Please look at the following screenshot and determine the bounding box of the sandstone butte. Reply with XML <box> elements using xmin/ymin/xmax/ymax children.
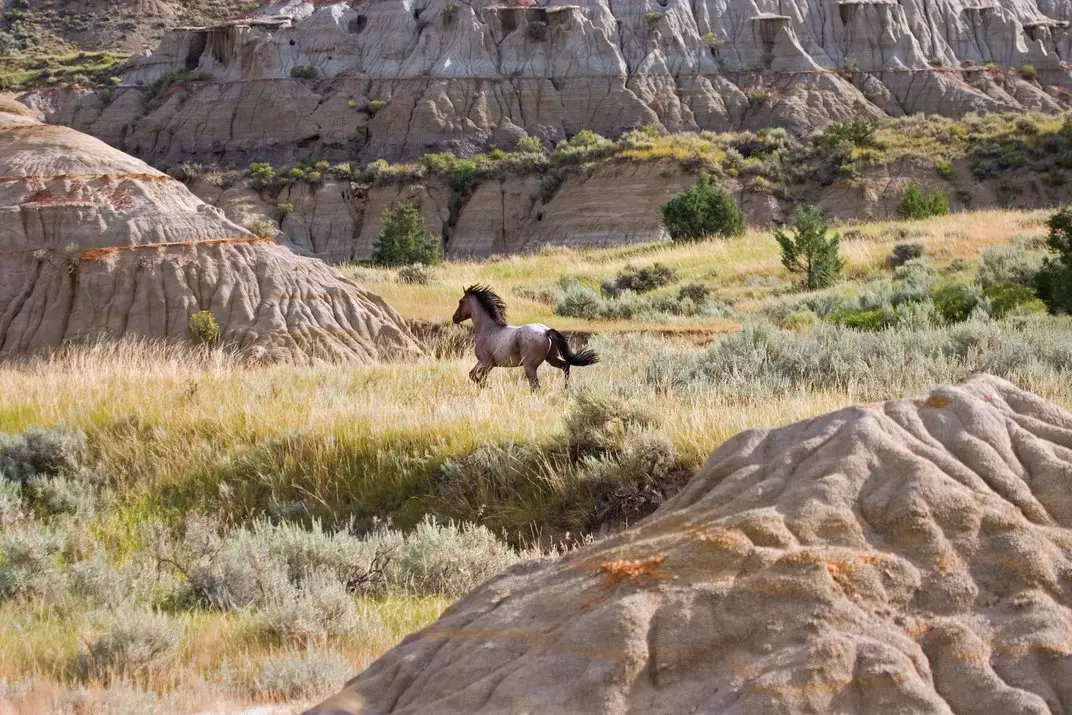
<box><xmin>309</xmin><ymin>374</ymin><xmax>1072</xmax><ymax>714</ymax></box>
<box><xmin>0</xmin><ymin>97</ymin><xmax>418</xmax><ymax>362</ymax></box>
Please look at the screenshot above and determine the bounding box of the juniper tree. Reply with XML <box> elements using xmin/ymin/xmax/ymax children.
<box><xmin>775</xmin><ymin>205</ymin><xmax>844</xmax><ymax>290</ymax></box>
<box><xmin>372</xmin><ymin>204</ymin><xmax>443</xmax><ymax>267</ymax></box>
<box><xmin>1036</xmin><ymin>207</ymin><xmax>1072</xmax><ymax>314</ymax></box>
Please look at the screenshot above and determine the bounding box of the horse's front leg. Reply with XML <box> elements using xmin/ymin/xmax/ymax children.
<box><xmin>469</xmin><ymin>361</ymin><xmax>493</xmax><ymax>387</ymax></box>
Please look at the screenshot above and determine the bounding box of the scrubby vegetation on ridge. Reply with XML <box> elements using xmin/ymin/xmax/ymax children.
<box><xmin>167</xmin><ymin>113</ymin><xmax>1072</xmax><ymax>221</ymax></box>
<box><xmin>0</xmin><ymin>0</ymin><xmax>258</xmax><ymax>77</ymax></box>
<box><xmin>0</xmin><ymin>50</ymin><xmax>126</xmax><ymax>92</ymax></box>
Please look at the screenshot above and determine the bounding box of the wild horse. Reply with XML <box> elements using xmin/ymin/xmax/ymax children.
<box><xmin>452</xmin><ymin>284</ymin><xmax>598</xmax><ymax>391</ymax></box>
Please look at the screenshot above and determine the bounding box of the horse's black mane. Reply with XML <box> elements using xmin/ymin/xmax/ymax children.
<box><xmin>465</xmin><ymin>284</ymin><xmax>508</xmax><ymax>326</ymax></box>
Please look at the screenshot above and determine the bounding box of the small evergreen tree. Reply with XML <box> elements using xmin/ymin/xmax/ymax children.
<box><xmin>775</xmin><ymin>205</ymin><xmax>844</xmax><ymax>290</ymax></box>
<box><xmin>372</xmin><ymin>204</ymin><xmax>443</xmax><ymax>267</ymax></box>
<box><xmin>660</xmin><ymin>176</ymin><xmax>745</xmax><ymax>242</ymax></box>
<box><xmin>1035</xmin><ymin>207</ymin><xmax>1072</xmax><ymax>314</ymax></box>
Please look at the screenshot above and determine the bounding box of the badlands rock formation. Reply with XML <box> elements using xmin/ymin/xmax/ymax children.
<box><xmin>311</xmin><ymin>375</ymin><xmax>1072</xmax><ymax>714</ymax></box>
<box><xmin>0</xmin><ymin>98</ymin><xmax>416</xmax><ymax>362</ymax></box>
<box><xmin>189</xmin><ymin>153</ymin><xmax>1058</xmax><ymax>262</ymax></box>
<box><xmin>27</xmin><ymin>0</ymin><xmax>1072</xmax><ymax>166</ymax></box>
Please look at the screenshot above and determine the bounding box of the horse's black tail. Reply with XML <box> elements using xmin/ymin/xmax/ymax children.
<box><xmin>548</xmin><ymin>329</ymin><xmax>599</xmax><ymax>367</ymax></box>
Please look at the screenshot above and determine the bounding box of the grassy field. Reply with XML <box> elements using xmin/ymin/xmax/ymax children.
<box><xmin>345</xmin><ymin>209</ymin><xmax>1048</xmax><ymax>331</ymax></box>
<box><xmin>2</xmin><ymin>207</ymin><xmax>1072</xmax><ymax>711</ymax></box>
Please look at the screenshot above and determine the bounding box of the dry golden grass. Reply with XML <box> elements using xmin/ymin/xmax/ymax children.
<box><xmin>0</xmin><ymin>340</ymin><xmax>862</xmax><ymax>512</ymax></box>
<box><xmin>0</xmin><ymin>596</ymin><xmax>450</xmax><ymax>713</ymax></box>
<box><xmin>0</xmin><ymin>209</ymin><xmax>1057</xmax><ymax>524</ymax></box>
<box><xmin>345</xmin><ymin>209</ymin><xmax>1049</xmax><ymax>331</ymax></box>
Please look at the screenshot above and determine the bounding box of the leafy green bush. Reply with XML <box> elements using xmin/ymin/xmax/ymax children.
<box><xmin>645</xmin><ymin>11</ymin><xmax>662</xmax><ymax>25</ymax></box>
<box><xmin>442</xmin><ymin>1</ymin><xmax>456</xmax><ymax>24</ymax></box>
<box><xmin>247</xmin><ymin>162</ymin><xmax>276</xmax><ymax>190</ymax></box>
<box><xmin>368</xmin><ymin>99</ymin><xmax>388</xmax><ymax>112</ymax></box>
<box><xmin>289</xmin><ymin>65</ymin><xmax>318</xmax><ymax>79</ymax></box>
<box><xmin>819</xmin><ymin>119</ymin><xmax>882</xmax><ymax>151</ymax></box>
<box><xmin>1021</xmin><ymin>64</ymin><xmax>1038</xmax><ymax>81</ymax></box>
<box><xmin>984</xmin><ymin>283</ymin><xmax>1045</xmax><ymax>319</ymax></box>
<box><xmin>450</xmin><ymin>159</ymin><xmax>479</xmax><ymax>190</ymax></box>
<box><xmin>661</xmin><ymin>176</ymin><xmax>745</xmax><ymax>241</ymax></box>
<box><xmin>931</xmin><ymin>282</ymin><xmax>980</xmax><ymax>324</ymax></box>
<box><xmin>745</xmin><ymin>88</ymin><xmax>770</xmax><ymax>105</ymax></box>
<box><xmin>372</xmin><ymin>204</ymin><xmax>443</xmax><ymax>267</ymax></box>
<box><xmin>935</xmin><ymin>160</ymin><xmax>953</xmax><ymax>179</ymax></box>
<box><xmin>516</xmin><ymin>135</ymin><xmax>543</xmax><ymax>153</ymax></box>
<box><xmin>420</xmin><ymin>151</ymin><xmax>456</xmax><ymax>174</ymax></box>
<box><xmin>899</xmin><ymin>182</ymin><xmax>949</xmax><ymax>220</ymax></box>
<box><xmin>1036</xmin><ymin>207</ymin><xmax>1072</xmax><ymax>314</ymax></box>
<box><xmin>827</xmin><ymin>307</ymin><xmax>892</xmax><ymax>331</ymax></box>
<box><xmin>701</xmin><ymin>32</ymin><xmax>724</xmax><ymax>48</ymax></box>
<box><xmin>775</xmin><ymin>205</ymin><xmax>844</xmax><ymax>290</ymax></box>
<box><xmin>188</xmin><ymin>310</ymin><xmax>220</xmax><ymax>344</ymax></box>
<box><xmin>246</xmin><ymin>218</ymin><xmax>276</xmax><ymax>239</ymax></box>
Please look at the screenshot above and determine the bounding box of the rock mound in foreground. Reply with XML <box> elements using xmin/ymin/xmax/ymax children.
<box><xmin>0</xmin><ymin>98</ymin><xmax>417</xmax><ymax>363</ymax></box>
<box><xmin>311</xmin><ymin>375</ymin><xmax>1072</xmax><ymax>714</ymax></box>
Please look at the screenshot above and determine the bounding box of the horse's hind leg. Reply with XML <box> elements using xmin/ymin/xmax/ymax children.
<box><xmin>545</xmin><ymin>352</ymin><xmax>570</xmax><ymax>389</ymax></box>
<box><xmin>523</xmin><ymin>362</ymin><xmax>541</xmax><ymax>392</ymax></box>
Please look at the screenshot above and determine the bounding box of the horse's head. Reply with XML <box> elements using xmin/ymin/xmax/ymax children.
<box><xmin>452</xmin><ymin>289</ymin><xmax>472</xmax><ymax>324</ymax></box>
<box><xmin>453</xmin><ymin>285</ymin><xmax>506</xmax><ymax>327</ymax></box>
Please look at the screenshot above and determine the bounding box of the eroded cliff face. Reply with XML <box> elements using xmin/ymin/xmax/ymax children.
<box><xmin>24</xmin><ymin>0</ymin><xmax>1072</xmax><ymax>166</ymax></box>
<box><xmin>188</xmin><ymin>156</ymin><xmax>1063</xmax><ymax>262</ymax></box>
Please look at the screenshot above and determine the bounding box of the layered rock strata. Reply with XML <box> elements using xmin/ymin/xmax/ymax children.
<box><xmin>24</xmin><ymin>0</ymin><xmax>1072</xmax><ymax>166</ymax></box>
<box><xmin>0</xmin><ymin>98</ymin><xmax>417</xmax><ymax>362</ymax></box>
